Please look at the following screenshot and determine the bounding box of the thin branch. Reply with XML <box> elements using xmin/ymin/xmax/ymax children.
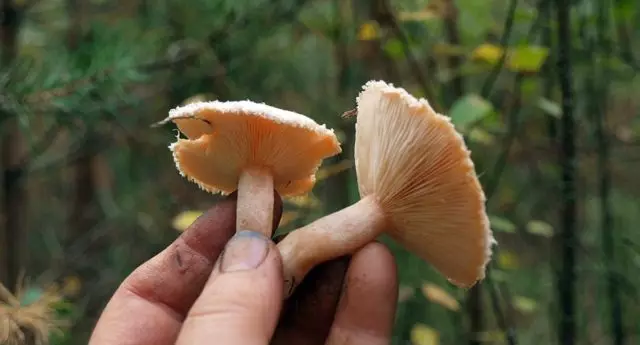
<box><xmin>555</xmin><ymin>0</ymin><xmax>578</xmax><ymax>343</ymax></box>
<box><xmin>479</xmin><ymin>0</ymin><xmax>518</xmax><ymax>98</ymax></box>
<box><xmin>478</xmin><ymin>2</ymin><xmax>552</xmax><ymax>344</ymax></box>
<box><xmin>483</xmin><ymin>78</ymin><xmax>524</xmax><ymax>200</ymax></box>
<box><xmin>442</xmin><ymin>0</ymin><xmax>464</xmax><ymax>107</ymax></box>
<box><xmin>484</xmin><ymin>262</ymin><xmax>517</xmax><ymax>344</ymax></box>
<box><xmin>483</xmin><ymin>0</ymin><xmax>550</xmax><ymax>198</ymax></box>
<box><xmin>481</xmin><ymin>77</ymin><xmax>524</xmax><ymax>345</ymax></box>
<box><xmin>379</xmin><ymin>0</ymin><xmax>441</xmax><ymax>113</ymax></box>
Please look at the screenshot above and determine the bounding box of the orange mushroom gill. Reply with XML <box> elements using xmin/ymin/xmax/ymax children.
<box><xmin>163</xmin><ymin>100</ymin><xmax>341</xmax><ymax>237</ymax></box>
<box><xmin>277</xmin><ymin>80</ymin><xmax>494</xmax><ymax>298</ymax></box>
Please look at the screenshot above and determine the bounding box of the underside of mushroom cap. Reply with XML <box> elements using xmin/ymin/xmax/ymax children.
<box><xmin>166</xmin><ymin>100</ymin><xmax>341</xmax><ymax>196</ymax></box>
<box><xmin>354</xmin><ymin>80</ymin><xmax>494</xmax><ymax>288</ymax></box>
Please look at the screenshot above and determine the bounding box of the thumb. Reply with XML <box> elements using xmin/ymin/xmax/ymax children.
<box><xmin>176</xmin><ymin>230</ymin><xmax>283</xmax><ymax>345</ymax></box>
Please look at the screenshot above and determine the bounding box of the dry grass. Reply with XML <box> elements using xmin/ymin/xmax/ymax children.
<box><xmin>0</xmin><ymin>277</ymin><xmax>68</xmax><ymax>345</ymax></box>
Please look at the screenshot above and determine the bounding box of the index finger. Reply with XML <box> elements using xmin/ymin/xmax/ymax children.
<box><xmin>89</xmin><ymin>191</ymin><xmax>283</xmax><ymax>345</ymax></box>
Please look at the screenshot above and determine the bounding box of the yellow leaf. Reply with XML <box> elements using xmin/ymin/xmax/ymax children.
<box><xmin>357</xmin><ymin>21</ymin><xmax>380</xmax><ymax>41</ymax></box>
<box><xmin>172</xmin><ymin>210</ymin><xmax>203</xmax><ymax>232</ymax></box>
<box><xmin>421</xmin><ymin>283</ymin><xmax>460</xmax><ymax>311</ymax></box>
<box><xmin>316</xmin><ymin>160</ymin><xmax>353</xmax><ymax>181</ymax></box>
<box><xmin>398</xmin><ymin>10</ymin><xmax>439</xmax><ymax>22</ymax></box>
<box><xmin>512</xmin><ymin>295</ymin><xmax>537</xmax><ymax>313</ymax></box>
<box><xmin>497</xmin><ymin>250</ymin><xmax>519</xmax><ymax>270</ymax></box>
<box><xmin>526</xmin><ymin>220</ymin><xmax>554</xmax><ymax>238</ymax></box>
<box><xmin>507</xmin><ymin>45</ymin><xmax>549</xmax><ymax>73</ymax></box>
<box><xmin>471</xmin><ymin>43</ymin><xmax>504</xmax><ymax>65</ymax></box>
<box><xmin>61</xmin><ymin>276</ymin><xmax>82</xmax><ymax>297</ymax></box>
<box><xmin>411</xmin><ymin>323</ymin><xmax>440</xmax><ymax>345</ymax></box>
<box><xmin>285</xmin><ymin>193</ymin><xmax>322</xmax><ymax>209</ymax></box>
<box><xmin>279</xmin><ymin>211</ymin><xmax>301</xmax><ymax>227</ymax></box>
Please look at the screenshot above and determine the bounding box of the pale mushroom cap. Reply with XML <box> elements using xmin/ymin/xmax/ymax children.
<box><xmin>354</xmin><ymin>80</ymin><xmax>494</xmax><ymax>288</ymax></box>
<box><xmin>167</xmin><ymin>100</ymin><xmax>341</xmax><ymax>196</ymax></box>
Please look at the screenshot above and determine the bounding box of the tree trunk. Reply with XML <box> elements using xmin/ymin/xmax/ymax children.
<box><xmin>555</xmin><ymin>0</ymin><xmax>577</xmax><ymax>343</ymax></box>
<box><xmin>66</xmin><ymin>1</ymin><xmax>104</xmax><ymax>337</ymax></box>
<box><xmin>0</xmin><ymin>0</ymin><xmax>26</xmax><ymax>292</ymax></box>
<box><xmin>442</xmin><ymin>0</ymin><xmax>464</xmax><ymax>108</ymax></box>
<box><xmin>67</xmin><ymin>0</ymin><xmax>99</xmax><ymax>259</ymax></box>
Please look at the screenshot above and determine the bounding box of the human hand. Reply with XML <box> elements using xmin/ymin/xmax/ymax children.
<box><xmin>89</xmin><ymin>191</ymin><xmax>398</xmax><ymax>345</ymax></box>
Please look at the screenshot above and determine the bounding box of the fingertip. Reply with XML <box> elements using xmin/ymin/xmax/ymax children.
<box><xmin>352</xmin><ymin>241</ymin><xmax>398</xmax><ymax>290</ymax></box>
<box><xmin>327</xmin><ymin>242</ymin><xmax>398</xmax><ymax>344</ymax></box>
<box><xmin>176</xmin><ymin>234</ymin><xmax>284</xmax><ymax>345</ymax></box>
<box><xmin>343</xmin><ymin>242</ymin><xmax>398</xmax><ymax>310</ymax></box>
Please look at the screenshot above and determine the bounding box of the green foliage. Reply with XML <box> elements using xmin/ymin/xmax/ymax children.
<box><xmin>449</xmin><ymin>93</ymin><xmax>494</xmax><ymax>132</ymax></box>
<box><xmin>507</xmin><ymin>45</ymin><xmax>549</xmax><ymax>73</ymax></box>
<box><xmin>383</xmin><ymin>38</ymin><xmax>405</xmax><ymax>60</ymax></box>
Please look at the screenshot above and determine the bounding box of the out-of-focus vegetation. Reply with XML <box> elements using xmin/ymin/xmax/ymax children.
<box><xmin>0</xmin><ymin>0</ymin><xmax>639</xmax><ymax>344</ymax></box>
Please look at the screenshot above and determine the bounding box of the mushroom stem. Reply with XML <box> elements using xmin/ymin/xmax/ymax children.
<box><xmin>236</xmin><ymin>167</ymin><xmax>274</xmax><ymax>236</ymax></box>
<box><xmin>277</xmin><ymin>195</ymin><xmax>388</xmax><ymax>298</ymax></box>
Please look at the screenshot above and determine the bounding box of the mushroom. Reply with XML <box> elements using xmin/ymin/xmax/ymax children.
<box><xmin>277</xmin><ymin>80</ymin><xmax>494</xmax><ymax>297</ymax></box>
<box><xmin>161</xmin><ymin>100</ymin><xmax>342</xmax><ymax>236</ymax></box>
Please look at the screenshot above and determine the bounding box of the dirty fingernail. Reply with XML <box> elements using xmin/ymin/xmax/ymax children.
<box><xmin>220</xmin><ymin>230</ymin><xmax>270</xmax><ymax>272</ymax></box>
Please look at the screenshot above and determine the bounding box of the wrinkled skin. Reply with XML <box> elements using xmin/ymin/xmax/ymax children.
<box><xmin>89</xmin><ymin>191</ymin><xmax>398</xmax><ymax>345</ymax></box>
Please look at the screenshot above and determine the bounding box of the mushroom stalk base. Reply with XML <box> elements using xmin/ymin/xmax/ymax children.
<box><xmin>236</xmin><ymin>167</ymin><xmax>274</xmax><ymax>237</ymax></box>
<box><xmin>277</xmin><ymin>196</ymin><xmax>387</xmax><ymax>298</ymax></box>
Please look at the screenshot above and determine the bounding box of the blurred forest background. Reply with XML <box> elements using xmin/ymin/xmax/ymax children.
<box><xmin>0</xmin><ymin>0</ymin><xmax>638</xmax><ymax>344</ymax></box>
